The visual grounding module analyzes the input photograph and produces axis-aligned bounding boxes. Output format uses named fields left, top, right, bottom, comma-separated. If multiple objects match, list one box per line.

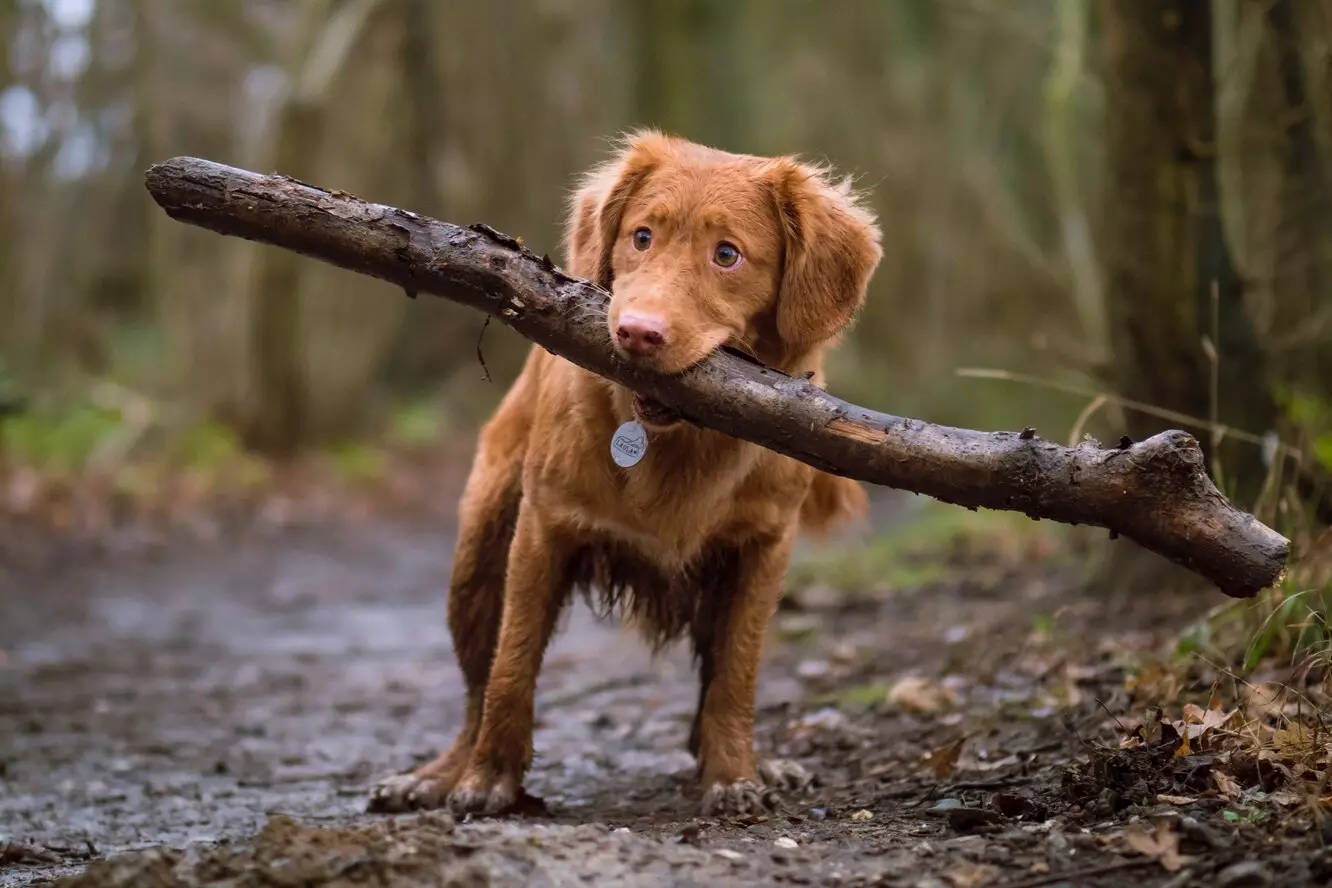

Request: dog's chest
left=559, top=436, right=759, bottom=567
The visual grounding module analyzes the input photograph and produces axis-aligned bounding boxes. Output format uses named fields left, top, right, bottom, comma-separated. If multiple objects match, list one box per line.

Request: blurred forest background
left=1, top=1, right=1331, bottom=607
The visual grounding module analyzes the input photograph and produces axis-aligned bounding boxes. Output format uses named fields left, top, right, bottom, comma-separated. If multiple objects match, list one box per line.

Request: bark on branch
left=144, top=156, right=1290, bottom=598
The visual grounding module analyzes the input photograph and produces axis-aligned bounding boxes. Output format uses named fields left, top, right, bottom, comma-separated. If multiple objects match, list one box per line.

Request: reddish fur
left=394, top=131, right=881, bottom=815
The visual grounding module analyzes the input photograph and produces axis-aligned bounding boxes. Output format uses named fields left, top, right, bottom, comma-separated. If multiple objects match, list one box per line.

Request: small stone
left=774, top=836, right=799, bottom=849
left=942, top=835, right=986, bottom=855
left=808, top=807, right=828, bottom=822
left=1179, top=816, right=1226, bottom=850
left=925, top=798, right=1004, bottom=830
left=796, top=659, right=832, bottom=680
left=1217, top=861, right=1273, bottom=888
left=793, top=584, right=845, bottom=610
left=714, top=849, right=746, bottom=864
left=849, top=809, right=873, bottom=821
left=612, top=827, right=631, bottom=834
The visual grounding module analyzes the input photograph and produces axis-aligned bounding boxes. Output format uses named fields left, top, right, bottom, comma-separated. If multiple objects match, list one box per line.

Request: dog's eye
left=713, top=242, right=742, bottom=268
left=632, top=228, right=652, bottom=251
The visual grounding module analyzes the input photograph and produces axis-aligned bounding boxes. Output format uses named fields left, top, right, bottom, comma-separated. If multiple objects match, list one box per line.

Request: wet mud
left=2, top=501, right=1327, bottom=886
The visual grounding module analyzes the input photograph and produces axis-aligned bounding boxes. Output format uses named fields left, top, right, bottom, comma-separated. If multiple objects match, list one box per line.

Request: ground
left=1, top=489, right=1327, bottom=887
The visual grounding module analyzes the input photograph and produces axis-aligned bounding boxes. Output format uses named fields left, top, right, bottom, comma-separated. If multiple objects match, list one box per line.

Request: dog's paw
left=447, top=767, right=522, bottom=818
left=758, top=758, right=814, bottom=793
left=367, top=772, right=453, bottom=813
left=700, top=778, right=778, bottom=817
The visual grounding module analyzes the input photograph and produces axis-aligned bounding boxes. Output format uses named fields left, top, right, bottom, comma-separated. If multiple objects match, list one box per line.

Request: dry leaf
left=1242, top=683, right=1290, bottom=721
left=1125, top=664, right=1180, bottom=703
left=944, top=862, right=999, bottom=888
left=889, top=675, right=957, bottom=714
left=1274, top=723, right=1320, bottom=759
left=1157, top=794, right=1197, bottom=806
left=1123, top=821, right=1196, bottom=873
left=921, top=737, right=966, bottom=779
left=1213, top=770, right=1243, bottom=799
left=1174, top=703, right=1235, bottom=742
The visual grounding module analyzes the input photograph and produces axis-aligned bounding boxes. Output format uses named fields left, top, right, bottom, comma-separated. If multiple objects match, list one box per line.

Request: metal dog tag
left=610, top=420, right=648, bottom=468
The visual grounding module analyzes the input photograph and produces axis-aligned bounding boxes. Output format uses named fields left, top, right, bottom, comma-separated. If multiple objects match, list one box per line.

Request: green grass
left=1200, top=565, right=1332, bottom=673
left=786, top=496, right=1069, bottom=597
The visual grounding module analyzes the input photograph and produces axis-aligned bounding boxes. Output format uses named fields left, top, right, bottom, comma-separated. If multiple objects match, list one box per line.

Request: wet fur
left=371, top=130, right=882, bottom=817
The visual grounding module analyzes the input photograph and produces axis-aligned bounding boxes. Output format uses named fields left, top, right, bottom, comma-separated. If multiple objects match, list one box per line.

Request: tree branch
left=143, top=156, right=1290, bottom=598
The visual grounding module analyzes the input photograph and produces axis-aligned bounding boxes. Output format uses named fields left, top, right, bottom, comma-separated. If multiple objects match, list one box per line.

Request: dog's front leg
left=447, top=501, right=569, bottom=816
left=696, top=526, right=809, bottom=816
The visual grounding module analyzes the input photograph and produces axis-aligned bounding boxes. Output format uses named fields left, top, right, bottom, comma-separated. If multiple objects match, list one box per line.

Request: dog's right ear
left=565, top=130, right=670, bottom=289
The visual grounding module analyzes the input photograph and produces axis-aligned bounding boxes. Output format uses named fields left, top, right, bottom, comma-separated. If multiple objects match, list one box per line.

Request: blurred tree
left=1266, top=0, right=1332, bottom=521
left=1101, top=2, right=1277, bottom=492
left=0, top=0, right=14, bottom=352
left=1099, top=2, right=1280, bottom=588
left=1268, top=0, right=1332, bottom=398
left=241, top=0, right=386, bottom=454
left=631, top=0, right=751, bottom=149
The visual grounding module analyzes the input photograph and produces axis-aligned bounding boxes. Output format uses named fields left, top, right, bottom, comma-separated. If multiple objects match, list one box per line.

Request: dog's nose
left=616, top=313, right=668, bottom=355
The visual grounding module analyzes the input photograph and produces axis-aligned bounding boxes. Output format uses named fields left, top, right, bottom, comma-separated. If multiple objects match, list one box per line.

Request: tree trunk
left=144, top=155, right=1291, bottom=597
left=241, top=0, right=385, bottom=454
left=1099, top=2, right=1281, bottom=589
left=1267, top=0, right=1332, bottom=523
left=1268, top=1, right=1332, bottom=386
left=631, top=0, right=750, bottom=149
left=0, top=0, right=15, bottom=360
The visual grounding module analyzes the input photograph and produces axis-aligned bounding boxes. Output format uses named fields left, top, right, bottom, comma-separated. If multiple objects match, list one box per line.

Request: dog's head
left=566, top=131, right=881, bottom=426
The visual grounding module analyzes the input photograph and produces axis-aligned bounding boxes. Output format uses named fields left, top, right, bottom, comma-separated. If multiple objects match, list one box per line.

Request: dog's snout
left=615, top=312, right=668, bottom=355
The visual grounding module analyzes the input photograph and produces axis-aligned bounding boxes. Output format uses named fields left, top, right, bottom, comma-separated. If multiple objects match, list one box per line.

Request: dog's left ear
left=765, top=160, right=882, bottom=354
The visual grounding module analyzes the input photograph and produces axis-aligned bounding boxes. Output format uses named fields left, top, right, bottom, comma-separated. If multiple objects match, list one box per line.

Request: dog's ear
left=565, top=130, right=671, bottom=289
left=765, top=159, right=882, bottom=354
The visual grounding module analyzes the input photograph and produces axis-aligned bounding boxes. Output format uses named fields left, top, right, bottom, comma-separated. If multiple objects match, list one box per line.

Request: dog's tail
left=799, top=471, right=869, bottom=538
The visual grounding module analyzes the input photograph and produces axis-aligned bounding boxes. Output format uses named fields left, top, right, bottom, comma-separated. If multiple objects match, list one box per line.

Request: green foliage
left=1, top=402, right=126, bottom=478
left=385, top=398, right=446, bottom=448
left=1190, top=547, right=1332, bottom=673
left=787, top=497, right=1068, bottom=596
left=0, top=389, right=268, bottom=492
left=818, top=680, right=894, bottom=711
left=1281, top=388, right=1332, bottom=473
left=325, top=441, right=388, bottom=485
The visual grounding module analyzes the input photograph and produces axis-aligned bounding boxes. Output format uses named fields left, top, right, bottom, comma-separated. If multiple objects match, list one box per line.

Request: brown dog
left=370, top=131, right=881, bottom=817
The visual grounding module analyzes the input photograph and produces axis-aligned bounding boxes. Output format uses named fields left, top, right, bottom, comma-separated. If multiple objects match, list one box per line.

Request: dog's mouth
left=632, top=393, right=683, bottom=429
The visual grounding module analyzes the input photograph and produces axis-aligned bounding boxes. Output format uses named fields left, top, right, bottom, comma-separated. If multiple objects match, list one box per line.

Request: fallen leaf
left=921, top=738, right=966, bottom=779
left=889, top=675, right=957, bottom=714
left=1125, top=664, right=1180, bottom=704
left=1242, top=683, right=1290, bottom=721
left=1123, top=821, right=1196, bottom=873
left=1174, top=703, right=1236, bottom=742
left=1274, top=723, right=1320, bottom=759
left=1157, top=794, right=1197, bottom=806
left=1213, top=770, right=1243, bottom=799
left=944, top=862, right=999, bottom=888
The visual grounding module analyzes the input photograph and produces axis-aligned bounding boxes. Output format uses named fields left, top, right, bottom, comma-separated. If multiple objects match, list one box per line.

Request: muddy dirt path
left=1, top=501, right=1325, bottom=886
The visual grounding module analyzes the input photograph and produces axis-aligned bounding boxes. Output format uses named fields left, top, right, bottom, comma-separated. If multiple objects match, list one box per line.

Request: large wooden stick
left=144, top=156, right=1289, bottom=598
